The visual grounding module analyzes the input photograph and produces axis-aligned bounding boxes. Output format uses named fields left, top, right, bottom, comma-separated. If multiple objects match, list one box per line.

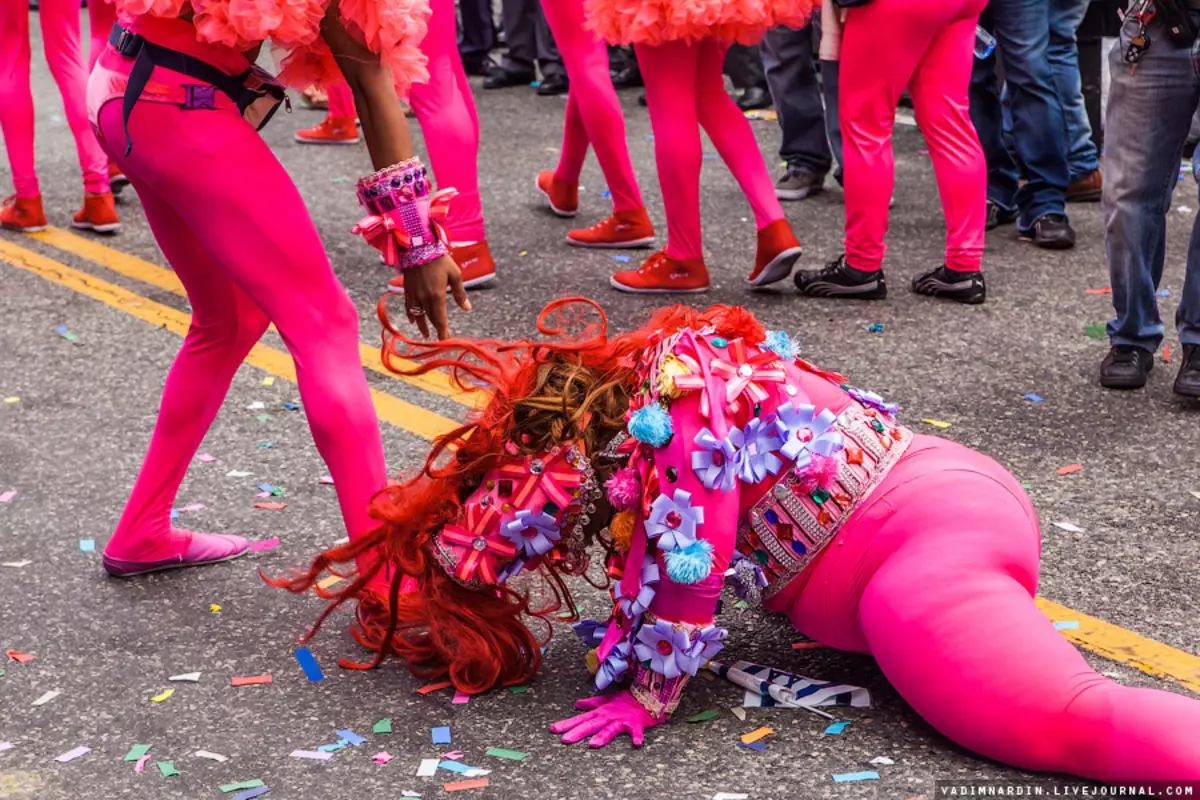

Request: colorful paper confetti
left=611, top=255, right=631, bottom=263
left=294, top=648, right=325, bottom=682
left=417, top=681, right=453, bottom=695
left=1085, top=324, right=1107, bottom=341
left=195, top=750, right=228, bottom=762
left=444, top=779, right=488, bottom=792
left=78, top=539, right=95, bottom=552
left=157, top=761, right=179, bottom=777
left=507, top=685, right=530, bottom=694
left=289, top=750, right=333, bottom=760
left=54, top=746, right=90, bottom=763
left=151, top=688, right=174, bottom=703
left=432, top=727, right=452, bottom=745
left=134, top=754, right=150, bottom=773
left=824, top=721, right=852, bottom=735
left=686, top=709, right=721, bottom=723
left=740, top=727, right=773, bottom=744
left=417, top=758, right=439, bottom=777
left=1054, top=620, right=1080, bottom=631
left=336, top=729, right=366, bottom=746
left=2, top=397, right=19, bottom=404
left=865, top=323, right=885, bottom=333
left=1023, top=393, right=1044, bottom=403
left=373, top=752, right=393, bottom=765
left=123, top=744, right=152, bottom=762
left=1085, top=287, right=1111, bottom=295
left=737, top=741, right=768, bottom=752
left=1052, top=522, right=1084, bottom=533
left=226, top=470, right=252, bottom=478
left=231, top=788, right=271, bottom=800
left=5, top=651, right=34, bottom=663
left=210, top=604, right=222, bottom=613
left=249, top=538, right=280, bottom=552
left=452, top=690, right=471, bottom=705
left=220, top=780, right=266, bottom=793
left=920, top=419, right=952, bottom=429
left=1056, top=464, right=1085, bottom=476
left=231, top=675, right=273, bottom=687
left=262, top=377, right=275, bottom=387
left=833, top=771, right=880, bottom=783
left=253, top=502, right=287, bottom=510
left=0, top=491, right=16, bottom=503
left=373, top=718, right=392, bottom=734
left=485, top=748, right=528, bottom=761
left=1, top=560, right=32, bottom=568
left=32, top=690, right=61, bottom=706
left=316, top=575, right=344, bottom=590
left=869, top=756, right=895, bottom=765
left=197, top=453, right=217, bottom=463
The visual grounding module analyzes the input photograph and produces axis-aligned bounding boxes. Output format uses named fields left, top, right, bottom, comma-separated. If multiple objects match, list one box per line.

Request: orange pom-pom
left=610, top=512, right=635, bottom=553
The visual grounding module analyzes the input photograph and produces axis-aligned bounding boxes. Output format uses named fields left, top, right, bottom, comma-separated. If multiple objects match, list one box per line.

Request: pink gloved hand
left=549, top=691, right=665, bottom=748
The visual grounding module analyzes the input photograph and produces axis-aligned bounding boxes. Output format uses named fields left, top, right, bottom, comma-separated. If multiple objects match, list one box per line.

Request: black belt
left=107, top=24, right=275, bottom=155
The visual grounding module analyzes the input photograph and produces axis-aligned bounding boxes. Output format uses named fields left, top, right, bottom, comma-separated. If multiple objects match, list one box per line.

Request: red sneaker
left=748, top=218, right=803, bottom=287
left=610, top=250, right=709, bottom=294
left=535, top=170, right=579, bottom=217
left=388, top=241, right=497, bottom=295
left=294, top=116, right=360, bottom=145
left=567, top=207, right=655, bottom=249
left=71, top=192, right=121, bottom=233
left=0, top=194, right=48, bottom=232
left=108, top=163, right=130, bottom=196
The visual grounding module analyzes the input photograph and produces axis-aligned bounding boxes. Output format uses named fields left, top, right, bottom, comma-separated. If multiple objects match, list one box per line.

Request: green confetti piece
left=255, top=414, right=273, bottom=422
left=123, top=744, right=152, bottom=762
left=507, top=685, right=530, bottom=694
left=331, top=176, right=351, bottom=183
left=734, top=599, right=749, bottom=610
left=373, top=718, right=392, bottom=734
left=686, top=709, right=721, bottom=723
left=1021, top=482, right=1033, bottom=492
left=1085, top=324, right=1107, bottom=341
left=485, top=748, right=528, bottom=761
left=156, top=761, right=179, bottom=777
left=220, top=780, right=265, bottom=793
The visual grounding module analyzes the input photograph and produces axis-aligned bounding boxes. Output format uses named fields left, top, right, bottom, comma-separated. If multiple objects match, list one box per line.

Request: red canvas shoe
left=388, top=240, right=497, bottom=295
left=295, top=115, right=361, bottom=145
left=610, top=250, right=709, bottom=294
left=0, top=194, right=48, bottom=232
left=535, top=170, right=579, bottom=217
left=71, top=192, right=121, bottom=233
left=567, top=207, right=655, bottom=249
left=748, top=218, right=803, bottom=287
left=108, top=163, right=130, bottom=196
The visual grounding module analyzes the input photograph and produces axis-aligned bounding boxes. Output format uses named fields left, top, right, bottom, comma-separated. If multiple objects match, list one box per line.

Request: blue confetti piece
left=282, top=402, right=300, bottom=411
left=865, top=323, right=885, bottom=333
left=294, top=648, right=325, bottom=682
left=832, top=771, right=880, bottom=783
left=432, top=726, right=451, bottom=745
left=611, top=255, right=631, bottom=263
left=169, top=509, right=180, bottom=521
left=599, top=190, right=611, bottom=198
left=257, top=443, right=274, bottom=449
left=232, top=788, right=271, bottom=800
left=438, top=760, right=475, bottom=774
left=1054, top=620, right=1080, bottom=630
left=335, top=729, right=365, bottom=746
left=1023, top=393, right=1044, bottom=403
left=530, top=80, right=540, bottom=88
left=79, top=539, right=95, bottom=552
left=647, top=134, right=655, bottom=140
left=823, top=721, right=851, bottom=736
left=738, top=741, right=768, bottom=752
left=55, top=325, right=68, bottom=335
left=1157, top=288, right=1170, bottom=297
left=703, top=153, right=719, bottom=160
left=255, top=483, right=276, bottom=494
left=316, top=740, right=348, bottom=753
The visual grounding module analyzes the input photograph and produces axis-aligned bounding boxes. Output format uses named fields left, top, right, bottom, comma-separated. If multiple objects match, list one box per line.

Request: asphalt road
left=2, top=15, right=1199, bottom=800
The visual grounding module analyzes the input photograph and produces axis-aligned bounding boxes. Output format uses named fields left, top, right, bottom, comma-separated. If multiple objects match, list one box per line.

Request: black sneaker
left=537, top=73, right=569, bottom=97
left=483, top=65, right=535, bottom=90
left=775, top=167, right=826, bottom=201
left=986, top=201, right=1017, bottom=231
left=1174, top=344, right=1200, bottom=398
left=911, top=265, right=986, bottom=304
left=1099, top=344, right=1154, bottom=390
left=736, top=86, right=773, bottom=111
left=794, top=254, right=887, bottom=300
left=1020, top=213, right=1076, bottom=249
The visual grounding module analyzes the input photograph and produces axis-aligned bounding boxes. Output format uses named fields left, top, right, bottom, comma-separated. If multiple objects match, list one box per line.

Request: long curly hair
left=268, top=298, right=774, bottom=694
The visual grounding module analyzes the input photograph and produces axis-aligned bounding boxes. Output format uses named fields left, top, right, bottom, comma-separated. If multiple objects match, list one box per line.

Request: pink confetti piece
left=176, top=504, right=205, bottom=513
left=318, top=476, right=334, bottom=485
left=256, top=491, right=272, bottom=498
left=134, top=754, right=150, bottom=773
left=442, top=751, right=464, bottom=760
left=373, top=752, right=393, bottom=765
left=452, top=691, right=470, bottom=705
left=0, top=491, right=16, bottom=503
left=54, top=746, right=90, bottom=763
left=248, top=538, right=280, bottom=552
left=196, top=454, right=217, bottom=463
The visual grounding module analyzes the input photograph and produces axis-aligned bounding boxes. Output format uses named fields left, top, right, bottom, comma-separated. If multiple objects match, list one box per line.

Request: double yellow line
left=2, top=227, right=1199, bottom=696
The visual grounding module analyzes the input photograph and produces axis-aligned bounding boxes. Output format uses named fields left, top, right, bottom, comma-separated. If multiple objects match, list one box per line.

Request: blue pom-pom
left=664, top=540, right=715, bottom=585
left=762, top=330, right=799, bottom=362
left=629, top=404, right=673, bottom=448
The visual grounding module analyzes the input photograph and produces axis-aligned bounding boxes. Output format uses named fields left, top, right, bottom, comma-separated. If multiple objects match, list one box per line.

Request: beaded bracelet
left=351, top=157, right=456, bottom=271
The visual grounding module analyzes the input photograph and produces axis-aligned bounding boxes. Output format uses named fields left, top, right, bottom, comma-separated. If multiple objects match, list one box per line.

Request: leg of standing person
left=761, top=24, right=832, bottom=200
left=724, top=43, right=771, bottom=111
left=458, top=0, right=495, bottom=75
left=1048, top=0, right=1101, bottom=201
left=0, top=0, right=45, bottom=230
left=968, top=7, right=1021, bottom=230
left=85, top=0, right=129, bottom=194
left=487, top=0, right=537, bottom=86
left=533, top=4, right=567, bottom=95
left=820, top=59, right=845, bottom=186
left=1100, top=12, right=1200, bottom=393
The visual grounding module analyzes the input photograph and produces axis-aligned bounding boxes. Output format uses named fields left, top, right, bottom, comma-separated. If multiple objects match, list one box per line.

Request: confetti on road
left=227, top=470, right=252, bottom=478
left=1056, top=464, right=1085, bottom=476
left=444, top=779, right=489, bottom=792
left=210, top=604, right=222, bottom=613
left=740, top=727, right=773, bottom=744
left=135, top=754, right=150, bottom=772
left=195, top=750, right=228, bottom=762
left=55, top=325, right=79, bottom=342
left=518, top=251, right=528, bottom=257
left=1085, top=324, right=1106, bottom=341
left=197, top=453, right=217, bottom=462
left=247, top=402, right=265, bottom=410
left=832, top=771, right=880, bottom=783
left=289, top=750, right=333, bottom=760
left=417, top=681, right=452, bottom=695
left=443, top=751, right=464, bottom=761
left=262, top=377, right=275, bottom=386
left=824, top=722, right=852, bottom=735
left=865, top=323, right=884, bottom=333
left=791, top=641, right=825, bottom=650
left=3, top=560, right=32, bottom=568
left=55, top=746, right=90, bottom=763
left=1055, top=621, right=1081, bottom=631
left=1190, top=491, right=1200, bottom=501
left=157, top=761, right=178, bottom=777
left=686, top=709, right=721, bottom=723
left=452, top=691, right=471, bottom=705
left=220, top=779, right=266, bottom=793
left=373, top=718, right=392, bottom=734
left=432, top=726, right=451, bottom=745
left=737, top=741, right=768, bottom=752
left=1023, top=393, right=1044, bottom=403
left=713, top=794, right=749, bottom=800
left=79, top=539, right=95, bottom=552
left=1085, top=287, right=1111, bottom=295
left=5, top=651, right=34, bottom=663
left=869, top=756, right=895, bottom=765
left=231, top=675, right=273, bottom=687
left=1157, top=288, right=1171, bottom=297
left=169, top=672, right=201, bottom=684
left=485, top=748, right=527, bottom=761
left=151, top=688, right=174, bottom=703
left=417, top=758, right=439, bottom=777
left=249, top=538, right=280, bottom=552
left=294, top=648, right=325, bottom=682
left=0, top=490, right=15, bottom=503
left=318, top=475, right=334, bottom=484
left=124, top=744, right=152, bottom=762
left=336, top=729, right=366, bottom=746
left=920, top=419, right=952, bottom=429
left=373, top=752, right=393, bottom=764
left=317, top=575, right=344, bottom=590
left=284, top=402, right=301, bottom=411
left=611, top=255, right=631, bottom=263
left=232, top=788, right=271, bottom=800
left=730, top=707, right=746, bottom=721
left=32, top=690, right=61, bottom=706
left=1053, top=522, right=1084, bottom=533
left=254, top=502, right=287, bottom=510
left=0, top=743, right=13, bottom=752
left=2, top=397, right=18, bottom=403
left=1166, top=345, right=1172, bottom=363
left=507, top=685, right=530, bottom=694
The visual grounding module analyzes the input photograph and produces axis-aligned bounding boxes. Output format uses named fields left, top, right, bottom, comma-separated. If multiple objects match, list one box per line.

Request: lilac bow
left=496, top=557, right=526, bottom=584
left=634, top=618, right=694, bottom=679
left=501, top=509, right=562, bottom=558
left=618, top=557, right=660, bottom=618
left=595, top=639, right=633, bottom=690
left=847, top=386, right=900, bottom=416
left=733, top=418, right=784, bottom=484
left=572, top=619, right=607, bottom=648
left=729, top=552, right=769, bottom=599
left=646, top=490, right=704, bottom=552
left=774, top=402, right=844, bottom=464
left=684, top=624, right=727, bottom=668
left=691, top=428, right=739, bottom=491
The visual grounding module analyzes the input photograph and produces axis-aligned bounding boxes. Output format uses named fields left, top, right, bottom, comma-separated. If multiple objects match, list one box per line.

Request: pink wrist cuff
left=630, top=662, right=690, bottom=721
left=352, top=158, right=457, bottom=271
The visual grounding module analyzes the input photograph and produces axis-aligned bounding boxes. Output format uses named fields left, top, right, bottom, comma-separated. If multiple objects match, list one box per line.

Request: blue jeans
left=968, top=0, right=1070, bottom=229
left=1104, top=11, right=1200, bottom=352
left=1047, top=0, right=1099, bottom=180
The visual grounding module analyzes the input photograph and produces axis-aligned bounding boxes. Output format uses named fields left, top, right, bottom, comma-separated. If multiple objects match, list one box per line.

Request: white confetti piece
left=194, top=750, right=228, bottom=762
left=55, top=746, right=90, bottom=763
left=730, top=706, right=746, bottom=721
left=401, top=793, right=421, bottom=798
left=169, top=672, right=201, bottom=682
left=2, top=560, right=32, bottom=568
left=713, top=794, right=749, bottom=800
left=226, top=470, right=252, bottom=478
left=417, top=758, right=439, bottom=777
left=1052, top=521, right=1084, bottom=533
left=196, top=454, right=217, bottom=463
left=869, top=756, right=895, bottom=766
left=290, top=750, right=333, bottom=760
left=0, top=742, right=13, bottom=752
left=1190, top=491, right=1200, bottom=501
left=246, top=401, right=265, bottom=410
left=262, top=377, right=275, bottom=387
left=32, top=690, right=61, bottom=706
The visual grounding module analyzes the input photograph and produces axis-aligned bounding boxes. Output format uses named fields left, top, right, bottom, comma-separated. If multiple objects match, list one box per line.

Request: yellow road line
left=0, top=238, right=459, bottom=441
left=26, top=226, right=483, bottom=409
left=4, top=235, right=1200, bottom=697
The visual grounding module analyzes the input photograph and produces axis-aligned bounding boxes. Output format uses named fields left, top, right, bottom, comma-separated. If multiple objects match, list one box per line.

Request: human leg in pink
left=327, top=78, right=356, bottom=119
left=0, top=0, right=39, bottom=198
left=409, top=0, right=486, bottom=243
left=540, top=0, right=643, bottom=214
left=694, top=38, right=783, bottom=231
left=635, top=40, right=703, bottom=261
left=94, top=97, right=388, bottom=566
left=87, top=0, right=118, bottom=72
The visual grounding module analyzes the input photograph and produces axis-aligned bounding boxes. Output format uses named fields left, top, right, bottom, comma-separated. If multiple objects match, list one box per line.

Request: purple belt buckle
left=182, top=84, right=216, bottom=111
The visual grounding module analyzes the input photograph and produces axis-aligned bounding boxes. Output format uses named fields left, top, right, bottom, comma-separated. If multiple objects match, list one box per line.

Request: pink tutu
left=584, top=0, right=818, bottom=46
left=113, top=0, right=430, bottom=98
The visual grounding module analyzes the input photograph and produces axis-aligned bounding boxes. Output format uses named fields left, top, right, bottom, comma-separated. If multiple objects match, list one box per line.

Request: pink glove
left=549, top=690, right=665, bottom=748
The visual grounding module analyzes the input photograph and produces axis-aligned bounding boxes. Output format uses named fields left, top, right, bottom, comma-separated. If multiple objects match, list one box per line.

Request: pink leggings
left=635, top=38, right=783, bottom=261
left=92, top=65, right=387, bottom=564
left=327, top=0, right=485, bottom=243
left=541, top=0, right=642, bottom=214
left=87, top=0, right=117, bottom=72
left=774, top=438, right=1200, bottom=780
left=840, top=0, right=986, bottom=272
left=0, top=0, right=109, bottom=196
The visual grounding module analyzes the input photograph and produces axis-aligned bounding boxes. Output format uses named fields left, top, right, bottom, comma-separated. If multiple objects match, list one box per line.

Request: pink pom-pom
left=605, top=468, right=640, bottom=511
left=797, top=453, right=839, bottom=493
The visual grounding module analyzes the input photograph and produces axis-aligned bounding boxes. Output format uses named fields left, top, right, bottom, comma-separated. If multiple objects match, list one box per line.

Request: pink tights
left=87, top=0, right=117, bottom=72
left=776, top=438, right=1200, bottom=780
left=840, top=0, right=986, bottom=272
left=540, top=0, right=642, bottom=214
left=0, top=0, right=109, bottom=196
left=327, top=0, right=484, bottom=243
left=634, top=38, right=783, bottom=261
left=92, top=82, right=387, bottom=563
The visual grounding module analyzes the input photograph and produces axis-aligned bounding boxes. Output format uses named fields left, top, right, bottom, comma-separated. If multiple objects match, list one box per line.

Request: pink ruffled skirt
left=584, top=0, right=818, bottom=46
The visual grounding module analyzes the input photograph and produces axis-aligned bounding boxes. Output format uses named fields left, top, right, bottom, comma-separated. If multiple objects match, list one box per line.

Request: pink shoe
left=102, top=532, right=249, bottom=577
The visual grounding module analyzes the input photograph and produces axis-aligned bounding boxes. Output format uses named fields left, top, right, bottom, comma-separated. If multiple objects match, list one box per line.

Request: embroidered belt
left=737, top=406, right=911, bottom=600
